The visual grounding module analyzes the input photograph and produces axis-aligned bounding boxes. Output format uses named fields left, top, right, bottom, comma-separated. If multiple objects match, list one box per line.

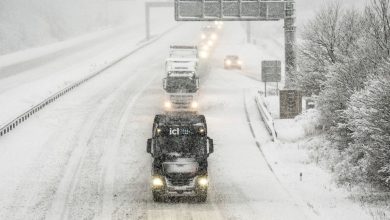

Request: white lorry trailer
left=163, top=46, right=200, bottom=111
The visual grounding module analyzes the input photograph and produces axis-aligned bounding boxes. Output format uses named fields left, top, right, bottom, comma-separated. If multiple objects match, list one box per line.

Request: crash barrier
left=255, top=92, right=277, bottom=141
left=0, top=25, right=180, bottom=138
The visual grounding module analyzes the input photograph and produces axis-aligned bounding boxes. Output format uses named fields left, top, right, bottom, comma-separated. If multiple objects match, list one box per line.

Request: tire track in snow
left=45, top=66, right=147, bottom=219
left=96, top=73, right=158, bottom=220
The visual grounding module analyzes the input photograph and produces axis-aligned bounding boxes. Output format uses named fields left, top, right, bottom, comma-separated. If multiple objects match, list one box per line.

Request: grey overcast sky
left=296, top=0, right=369, bottom=25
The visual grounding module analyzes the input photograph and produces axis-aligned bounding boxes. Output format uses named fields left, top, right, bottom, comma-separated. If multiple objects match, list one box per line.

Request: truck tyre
left=153, top=192, right=163, bottom=202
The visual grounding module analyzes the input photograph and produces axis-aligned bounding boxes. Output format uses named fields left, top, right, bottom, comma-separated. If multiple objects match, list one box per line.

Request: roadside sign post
left=261, top=60, right=281, bottom=96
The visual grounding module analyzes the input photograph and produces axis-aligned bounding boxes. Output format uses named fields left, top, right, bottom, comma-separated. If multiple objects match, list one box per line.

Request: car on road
left=224, top=55, right=242, bottom=70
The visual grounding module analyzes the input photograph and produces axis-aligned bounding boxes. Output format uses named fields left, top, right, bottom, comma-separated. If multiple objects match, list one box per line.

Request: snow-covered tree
left=295, top=1, right=365, bottom=96
left=365, top=0, right=390, bottom=59
left=344, top=64, right=390, bottom=187
left=298, top=0, right=390, bottom=189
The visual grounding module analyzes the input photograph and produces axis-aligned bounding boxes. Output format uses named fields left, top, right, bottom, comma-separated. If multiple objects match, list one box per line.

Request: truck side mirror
left=147, top=138, right=152, bottom=154
left=208, top=137, right=214, bottom=154
left=163, top=78, right=167, bottom=90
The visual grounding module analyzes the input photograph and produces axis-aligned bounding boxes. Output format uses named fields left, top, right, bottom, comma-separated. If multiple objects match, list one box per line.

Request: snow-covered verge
left=257, top=93, right=390, bottom=220
left=0, top=0, right=172, bottom=55
left=0, top=25, right=131, bottom=72
left=0, top=19, right=178, bottom=132
left=215, top=21, right=377, bottom=219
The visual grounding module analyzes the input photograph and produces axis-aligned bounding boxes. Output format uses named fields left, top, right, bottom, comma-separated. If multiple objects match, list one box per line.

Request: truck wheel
left=153, top=192, right=163, bottom=202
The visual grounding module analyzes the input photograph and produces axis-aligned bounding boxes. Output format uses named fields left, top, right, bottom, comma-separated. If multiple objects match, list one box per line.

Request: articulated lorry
left=146, top=114, right=214, bottom=202
left=163, top=46, right=200, bottom=111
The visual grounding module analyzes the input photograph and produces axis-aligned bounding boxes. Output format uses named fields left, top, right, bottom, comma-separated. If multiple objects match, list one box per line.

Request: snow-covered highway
left=0, top=21, right=371, bottom=220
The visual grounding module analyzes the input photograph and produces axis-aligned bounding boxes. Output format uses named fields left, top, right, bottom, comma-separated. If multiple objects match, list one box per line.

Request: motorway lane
left=0, top=21, right=312, bottom=220
left=0, top=23, right=201, bottom=220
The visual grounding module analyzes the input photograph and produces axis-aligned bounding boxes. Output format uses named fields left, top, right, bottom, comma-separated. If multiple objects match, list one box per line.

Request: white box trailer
left=169, top=45, right=198, bottom=59
left=163, top=54, right=199, bottom=112
left=165, top=57, right=198, bottom=74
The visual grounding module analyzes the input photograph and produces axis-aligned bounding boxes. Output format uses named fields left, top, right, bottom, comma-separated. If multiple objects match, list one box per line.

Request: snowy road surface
left=0, top=17, right=175, bottom=127
left=0, top=22, right=369, bottom=220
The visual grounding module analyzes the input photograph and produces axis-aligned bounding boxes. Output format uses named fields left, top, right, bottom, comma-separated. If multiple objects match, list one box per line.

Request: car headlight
left=164, top=101, right=172, bottom=109
left=198, top=177, right=208, bottom=187
left=152, top=176, right=164, bottom=187
left=237, top=60, right=243, bottom=65
left=207, top=40, right=214, bottom=46
left=225, top=60, right=232, bottom=66
left=201, top=34, right=206, bottom=40
left=211, top=33, right=218, bottom=40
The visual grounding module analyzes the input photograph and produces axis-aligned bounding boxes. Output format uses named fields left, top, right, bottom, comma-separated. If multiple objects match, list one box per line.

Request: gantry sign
left=174, top=0, right=296, bottom=87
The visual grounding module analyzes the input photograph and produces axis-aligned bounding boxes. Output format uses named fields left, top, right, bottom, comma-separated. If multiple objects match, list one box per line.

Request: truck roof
left=170, top=45, right=198, bottom=50
left=154, top=114, right=206, bottom=127
left=165, top=57, right=198, bottom=62
left=169, top=45, right=198, bottom=58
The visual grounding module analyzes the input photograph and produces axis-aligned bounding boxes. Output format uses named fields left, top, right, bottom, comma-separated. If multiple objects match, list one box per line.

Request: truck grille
left=167, top=177, right=193, bottom=186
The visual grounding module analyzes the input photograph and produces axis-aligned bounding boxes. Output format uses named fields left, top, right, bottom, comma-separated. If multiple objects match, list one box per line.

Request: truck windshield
left=165, top=76, right=197, bottom=93
left=156, top=136, right=206, bottom=157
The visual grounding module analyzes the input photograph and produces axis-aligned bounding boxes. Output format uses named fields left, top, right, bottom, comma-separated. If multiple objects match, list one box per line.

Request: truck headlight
left=198, top=177, right=208, bottom=187
left=164, top=101, right=172, bottom=109
left=201, top=34, right=206, bottom=40
left=207, top=40, right=213, bottom=47
left=152, top=177, right=164, bottom=187
left=191, top=101, right=198, bottom=109
left=211, top=33, right=218, bottom=40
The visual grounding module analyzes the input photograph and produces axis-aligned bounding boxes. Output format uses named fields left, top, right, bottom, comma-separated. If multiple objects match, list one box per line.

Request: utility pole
left=284, top=0, right=296, bottom=89
left=145, top=2, right=174, bottom=41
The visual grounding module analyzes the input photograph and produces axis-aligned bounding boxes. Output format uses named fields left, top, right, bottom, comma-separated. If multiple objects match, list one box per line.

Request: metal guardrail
left=0, top=25, right=180, bottom=138
left=255, top=92, right=277, bottom=141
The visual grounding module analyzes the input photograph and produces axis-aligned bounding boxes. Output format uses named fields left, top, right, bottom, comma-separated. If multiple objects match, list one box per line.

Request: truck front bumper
left=152, top=176, right=208, bottom=197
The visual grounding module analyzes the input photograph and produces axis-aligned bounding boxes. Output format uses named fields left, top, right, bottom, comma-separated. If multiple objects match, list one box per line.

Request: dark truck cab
left=146, top=114, right=214, bottom=202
